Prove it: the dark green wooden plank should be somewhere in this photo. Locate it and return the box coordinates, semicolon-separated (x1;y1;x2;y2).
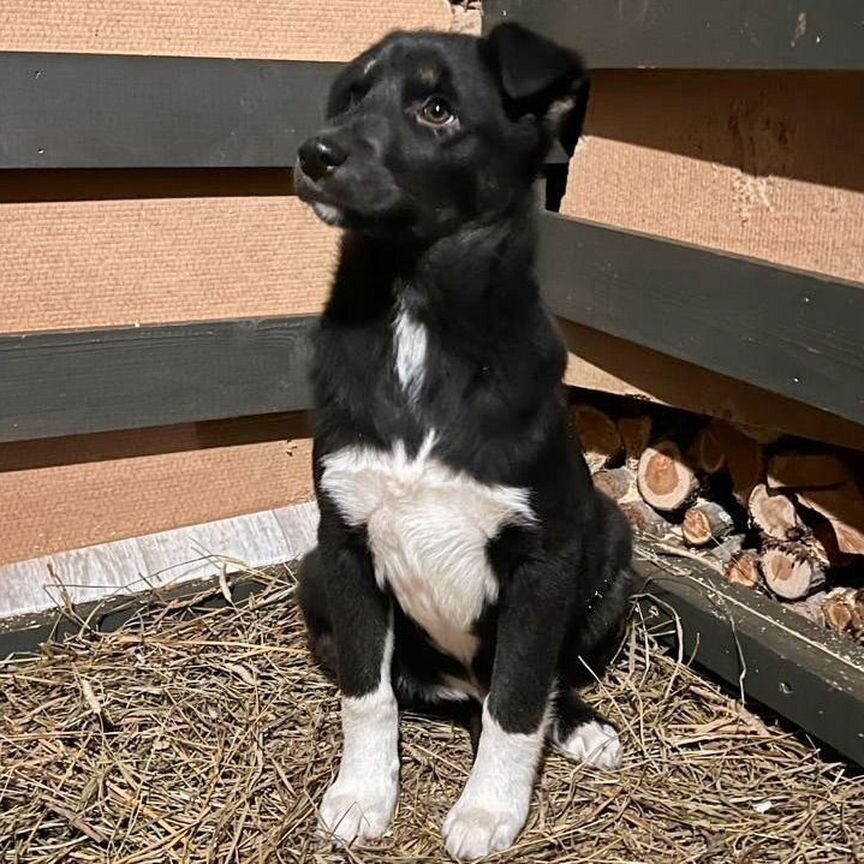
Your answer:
634;552;864;767
485;0;864;70
0;574;273;661
0;316;317;442
539;213;864;426
0;53;339;169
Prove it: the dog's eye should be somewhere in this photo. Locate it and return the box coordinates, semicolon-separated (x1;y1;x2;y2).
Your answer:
418;96;455;127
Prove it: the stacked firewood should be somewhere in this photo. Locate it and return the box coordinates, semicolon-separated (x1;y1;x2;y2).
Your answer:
571;402;864;645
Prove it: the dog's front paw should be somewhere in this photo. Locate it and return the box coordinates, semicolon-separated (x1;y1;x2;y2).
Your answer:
442;795;526;860
319;775;397;845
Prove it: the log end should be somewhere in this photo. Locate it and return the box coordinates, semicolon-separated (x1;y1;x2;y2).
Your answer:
637;441;698;513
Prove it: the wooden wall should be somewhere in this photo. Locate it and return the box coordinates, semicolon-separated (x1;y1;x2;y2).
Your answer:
562;71;864;283
3;2;862;569
0;0;453;566
561;68;864;451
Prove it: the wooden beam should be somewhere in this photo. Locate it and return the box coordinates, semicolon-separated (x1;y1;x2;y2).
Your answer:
485;0;864;70
0;168;296;203
0;501;319;623
0;52;339;169
540;214;864;426
634;550;864;768
0;316;316;442
560;321;864;453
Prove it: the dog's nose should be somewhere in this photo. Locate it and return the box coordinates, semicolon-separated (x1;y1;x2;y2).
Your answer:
298;136;347;181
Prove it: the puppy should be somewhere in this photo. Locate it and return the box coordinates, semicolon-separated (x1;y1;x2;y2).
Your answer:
295;22;633;860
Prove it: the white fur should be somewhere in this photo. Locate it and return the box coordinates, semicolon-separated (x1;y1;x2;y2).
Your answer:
321;434;534;664
443;700;548;860
311;202;344;226
554;719;622;770
319;627;399;843
441;675;484;702
393;300;427;402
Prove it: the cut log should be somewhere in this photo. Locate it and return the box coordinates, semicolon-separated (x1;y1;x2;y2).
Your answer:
724;551;762;588
592;466;639;503
618;416;652;470
787;591;827;627
762;543;827;600
682;499;735;546
797;483;864;556
706;534;745;568
822;588;864;641
690;425;726;475
636;441;698;513
571;404;623;472
711;420;763;505
748;483;804;542
767;452;850;491
618;500;674;539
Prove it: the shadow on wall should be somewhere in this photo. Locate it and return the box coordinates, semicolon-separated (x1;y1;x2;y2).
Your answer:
582;70;864;193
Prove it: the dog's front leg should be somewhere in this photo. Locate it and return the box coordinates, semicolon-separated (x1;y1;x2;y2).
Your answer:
443;556;569;860
318;518;399;845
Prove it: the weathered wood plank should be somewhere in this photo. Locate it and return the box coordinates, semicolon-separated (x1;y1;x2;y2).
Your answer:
0;504;318;620
540;214;864;426
0;53;339;169
485;0;864;70
560;321;864;453
634;550;864;767
0;316;317;442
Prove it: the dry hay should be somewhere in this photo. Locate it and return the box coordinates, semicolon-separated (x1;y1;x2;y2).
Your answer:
1;566;862;864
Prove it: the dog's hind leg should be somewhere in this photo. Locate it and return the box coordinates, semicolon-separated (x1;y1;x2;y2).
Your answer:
552;569;629;772
297;548;339;680
552;686;621;770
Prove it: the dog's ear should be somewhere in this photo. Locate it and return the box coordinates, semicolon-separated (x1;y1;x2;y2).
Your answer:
482;22;587;135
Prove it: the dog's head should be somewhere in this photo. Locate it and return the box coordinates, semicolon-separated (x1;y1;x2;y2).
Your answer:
295;23;586;239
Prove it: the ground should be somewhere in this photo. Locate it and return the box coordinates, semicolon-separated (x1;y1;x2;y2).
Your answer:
1;567;861;863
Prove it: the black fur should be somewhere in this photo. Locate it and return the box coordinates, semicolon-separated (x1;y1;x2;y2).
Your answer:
295;23;632;740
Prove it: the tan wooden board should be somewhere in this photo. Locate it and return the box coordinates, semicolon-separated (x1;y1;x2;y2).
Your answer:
0;0;452;60
0;195;338;333
563;70;864;283
0;435;314;565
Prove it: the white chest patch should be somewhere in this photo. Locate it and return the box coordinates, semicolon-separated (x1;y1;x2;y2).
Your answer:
320;435;534;664
393;301;427;402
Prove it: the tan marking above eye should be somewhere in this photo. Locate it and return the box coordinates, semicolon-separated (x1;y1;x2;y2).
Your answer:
417;67;438;85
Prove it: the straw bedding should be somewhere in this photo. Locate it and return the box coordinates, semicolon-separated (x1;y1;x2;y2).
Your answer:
1;565;861;864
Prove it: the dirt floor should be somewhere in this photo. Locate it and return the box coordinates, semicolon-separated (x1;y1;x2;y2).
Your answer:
1;566;862;864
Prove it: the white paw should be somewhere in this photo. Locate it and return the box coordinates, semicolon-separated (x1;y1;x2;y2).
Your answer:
318;776;397;844
443;797;526;860
554;720;622;770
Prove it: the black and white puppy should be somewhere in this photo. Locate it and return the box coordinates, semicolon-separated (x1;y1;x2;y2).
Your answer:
295;22;633;860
